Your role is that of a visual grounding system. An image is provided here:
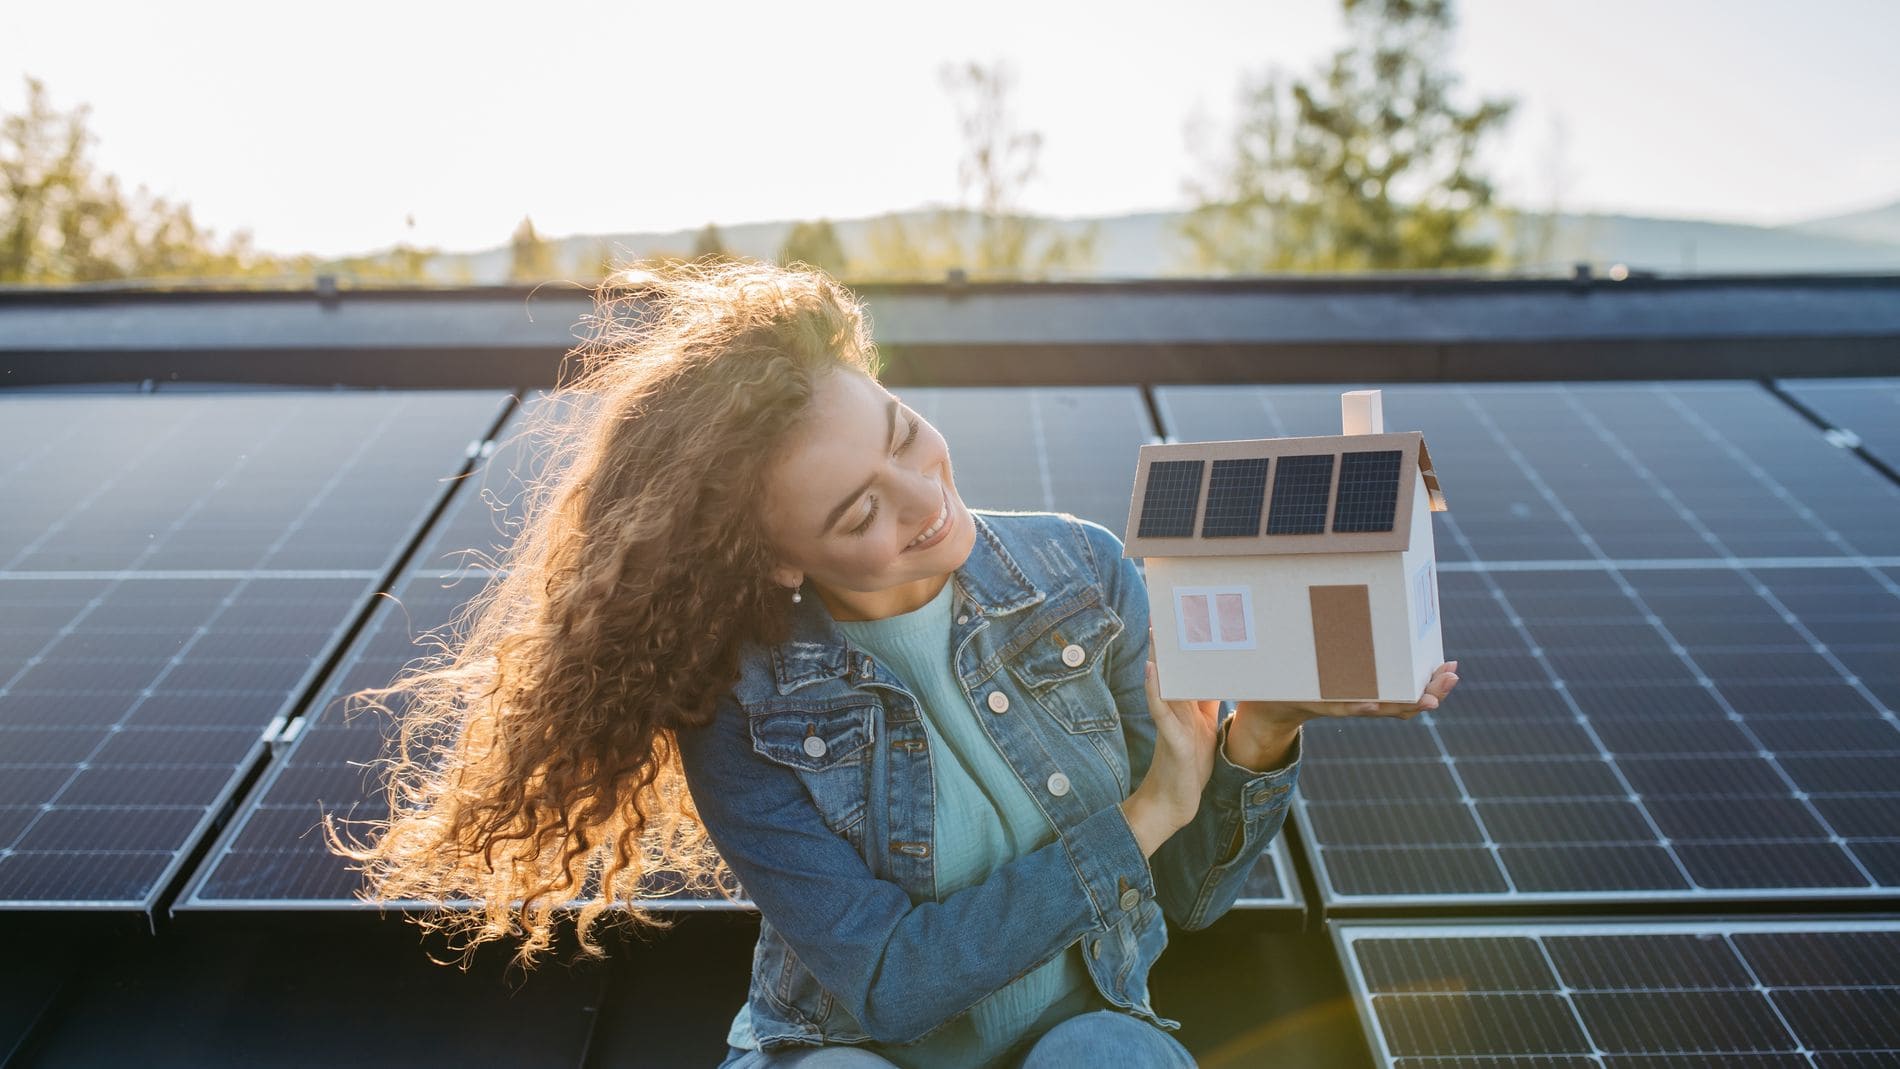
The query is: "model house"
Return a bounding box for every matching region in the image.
[1124,390,1448,704]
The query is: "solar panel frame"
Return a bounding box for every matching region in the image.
[1334,920,1900,1068]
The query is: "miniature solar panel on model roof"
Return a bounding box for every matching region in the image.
[1125,390,1448,704]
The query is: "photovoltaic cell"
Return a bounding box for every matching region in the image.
[1137,459,1205,538]
[1337,921,1900,1067]
[1778,377,1900,476]
[1332,449,1403,532]
[1266,454,1334,534]
[1199,457,1271,538]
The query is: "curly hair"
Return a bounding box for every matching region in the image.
[321,257,881,969]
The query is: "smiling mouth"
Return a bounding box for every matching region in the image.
[905,484,951,550]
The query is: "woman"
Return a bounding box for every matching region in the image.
[325,259,1459,1068]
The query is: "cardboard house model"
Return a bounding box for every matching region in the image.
[1124,390,1448,704]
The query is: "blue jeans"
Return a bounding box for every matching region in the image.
[717,1009,1198,1068]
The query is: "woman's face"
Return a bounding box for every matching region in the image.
[760,369,975,619]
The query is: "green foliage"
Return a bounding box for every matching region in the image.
[0,75,314,285]
[1178,0,1517,273]
[509,215,555,282]
[778,218,849,277]
[691,222,732,261]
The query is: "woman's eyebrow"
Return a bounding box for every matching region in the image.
[819,397,899,536]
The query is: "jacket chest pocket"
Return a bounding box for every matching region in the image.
[1005,601,1125,734]
[749,704,874,850]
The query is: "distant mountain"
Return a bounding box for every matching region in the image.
[1781,198,1900,247]
[405,200,1900,284]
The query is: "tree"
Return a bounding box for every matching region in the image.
[691,222,732,262]
[855,60,1097,282]
[1,74,301,284]
[509,215,555,282]
[1177,0,1517,273]
[778,218,849,277]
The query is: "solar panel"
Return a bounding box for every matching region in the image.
[899,387,1155,535]
[1266,454,1334,534]
[1333,449,1403,533]
[1200,457,1271,538]
[0,390,511,572]
[0,390,508,913]
[1137,460,1205,538]
[1779,376,1900,474]
[1336,921,1900,1067]
[1154,382,1900,908]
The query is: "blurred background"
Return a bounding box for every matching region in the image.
[4,0,1898,290]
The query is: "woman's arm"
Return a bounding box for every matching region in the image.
[676,691,1156,1046]
[1078,518,1302,933]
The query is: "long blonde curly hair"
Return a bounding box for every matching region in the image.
[321,257,880,969]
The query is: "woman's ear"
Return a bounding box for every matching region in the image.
[770,565,803,590]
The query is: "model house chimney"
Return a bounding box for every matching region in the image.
[1342,389,1384,435]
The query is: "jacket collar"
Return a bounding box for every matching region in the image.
[769,510,1044,694]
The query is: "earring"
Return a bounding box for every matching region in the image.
[791,586,803,604]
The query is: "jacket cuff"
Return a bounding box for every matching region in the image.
[1207,711,1301,818]
[1062,800,1160,931]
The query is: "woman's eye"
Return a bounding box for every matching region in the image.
[898,414,919,453]
[845,413,920,538]
[850,502,877,536]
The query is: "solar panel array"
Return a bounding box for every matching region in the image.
[14,373,1899,1062]
[0,391,509,911]
[1337,921,1900,1066]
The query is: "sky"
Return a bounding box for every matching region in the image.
[3,0,1896,259]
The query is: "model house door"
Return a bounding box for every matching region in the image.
[1309,584,1377,699]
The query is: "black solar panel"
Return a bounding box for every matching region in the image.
[1137,459,1205,538]
[899,388,1154,536]
[1200,457,1271,538]
[1266,454,1334,535]
[1333,449,1403,533]
[1338,922,1900,1067]
[1779,376,1900,475]
[0,390,505,912]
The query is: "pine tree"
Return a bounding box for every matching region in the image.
[778,218,849,276]
[509,215,555,281]
[1178,0,1517,273]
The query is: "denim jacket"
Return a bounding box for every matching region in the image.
[676,509,1302,1053]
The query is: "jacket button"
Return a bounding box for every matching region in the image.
[1089,939,1101,960]
[956,614,970,625]
[1061,643,1086,668]
[1047,772,1070,797]
[803,736,828,758]
[987,691,1010,714]
[1119,887,1141,911]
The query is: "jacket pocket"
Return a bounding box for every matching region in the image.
[1005,599,1125,733]
[748,704,874,849]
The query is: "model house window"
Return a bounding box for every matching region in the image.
[1175,586,1256,651]
[1413,559,1438,638]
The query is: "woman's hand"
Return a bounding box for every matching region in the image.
[1119,627,1222,857]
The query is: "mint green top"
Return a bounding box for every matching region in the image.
[834,576,1104,1068]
